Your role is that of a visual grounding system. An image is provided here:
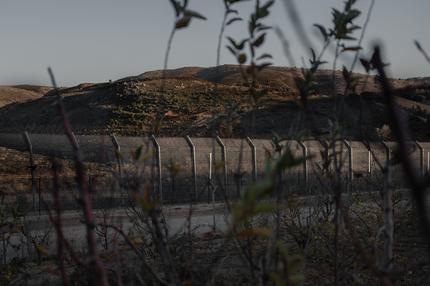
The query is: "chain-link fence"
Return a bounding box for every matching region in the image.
[0,133,427,212]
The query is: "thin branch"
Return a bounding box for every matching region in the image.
[48,67,109,286]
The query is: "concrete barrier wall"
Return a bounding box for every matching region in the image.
[0,133,429,205]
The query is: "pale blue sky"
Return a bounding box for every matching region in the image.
[0,0,429,86]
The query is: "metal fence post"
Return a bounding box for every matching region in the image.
[70,132,79,149]
[343,140,353,182]
[428,151,430,174]
[185,136,197,199]
[381,141,391,178]
[416,141,425,176]
[368,149,372,175]
[22,131,37,213]
[297,140,308,188]
[215,136,228,196]
[151,135,162,202]
[110,134,122,176]
[318,139,330,172]
[246,137,257,182]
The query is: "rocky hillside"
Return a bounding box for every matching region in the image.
[0,65,429,140]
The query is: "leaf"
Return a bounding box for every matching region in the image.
[347,9,361,22]
[253,33,266,47]
[226,8,239,15]
[226,45,237,56]
[226,17,242,26]
[36,244,49,257]
[314,24,328,41]
[169,0,181,16]
[415,40,423,52]
[256,25,272,32]
[342,46,362,52]
[183,9,207,20]
[226,36,239,49]
[261,0,275,12]
[257,62,272,71]
[134,145,143,160]
[360,58,371,72]
[175,16,191,29]
[342,66,351,81]
[238,53,247,64]
[257,53,273,61]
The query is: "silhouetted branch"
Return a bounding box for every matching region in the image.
[48,67,109,286]
[371,46,430,257]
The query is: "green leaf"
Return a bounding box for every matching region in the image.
[175,16,191,29]
[134,145,143,160]
[227,36,247,50]
[253,33,266,47]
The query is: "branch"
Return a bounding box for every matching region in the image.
[48,67,109,286]
[371,46,430,258]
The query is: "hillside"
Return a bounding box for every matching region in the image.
[0,85,51,107]
[0,65,429,140]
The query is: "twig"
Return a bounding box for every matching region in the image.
[51,159,70,286]
[48,67,109,286]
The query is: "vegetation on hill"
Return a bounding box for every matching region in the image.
[1,65,430,139]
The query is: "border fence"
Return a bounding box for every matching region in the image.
[0,133,428,210]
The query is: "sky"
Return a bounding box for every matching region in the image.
[0,0,429,86]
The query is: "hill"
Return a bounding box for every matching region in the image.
[0,65,429,140]
[0,85,51,107]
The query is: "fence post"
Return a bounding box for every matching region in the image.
[185,136,197,199]
[381,141,391,177]
[343,140,353,182]
[318,139,330,172]
[70,132,79,149]
[110,134,121,172]
[367,146,372,175]
[22,131,37,212]
[416,141,425,176]
[428,151,430,174]
[297,140,308,189]
[151,135,162,203]
[215,136,228,197]
[246,137,257,182]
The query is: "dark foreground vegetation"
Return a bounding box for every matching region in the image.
[1,0,430,285]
